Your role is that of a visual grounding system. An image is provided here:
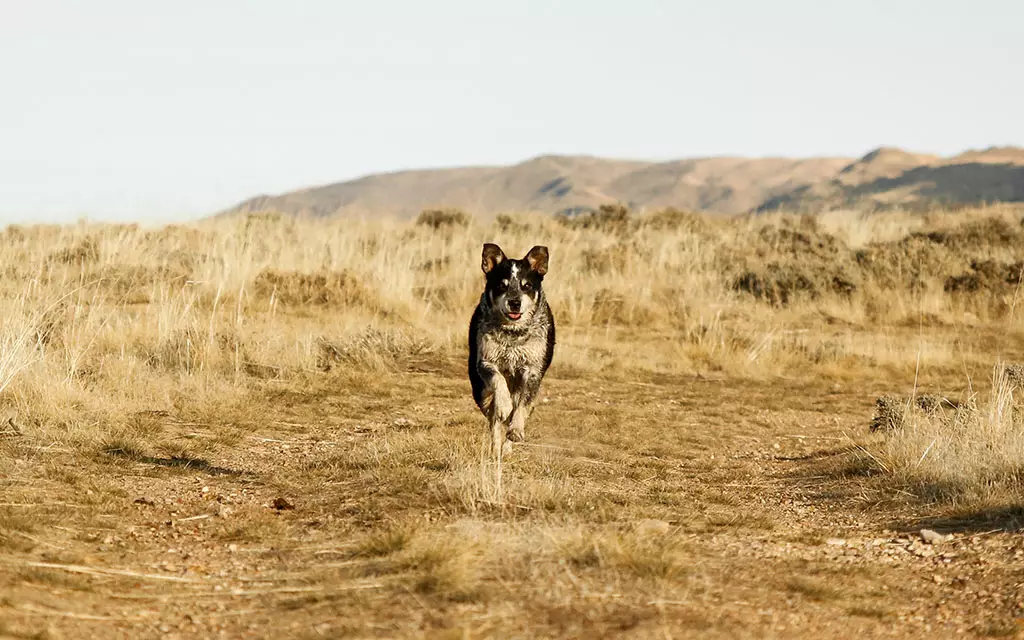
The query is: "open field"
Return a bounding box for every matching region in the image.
[2,205,1024,638]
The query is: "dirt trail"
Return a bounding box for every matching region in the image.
[1,369,1022,638]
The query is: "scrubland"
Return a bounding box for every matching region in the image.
[1,204,1024,638]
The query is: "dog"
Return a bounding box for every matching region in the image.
[468,243,555,459]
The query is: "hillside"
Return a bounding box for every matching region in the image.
[757,146,1024,212]
[221,147,1024,218]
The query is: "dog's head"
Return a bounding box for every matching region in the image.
[480,243,548,326]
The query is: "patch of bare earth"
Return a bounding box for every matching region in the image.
[3,208,1024,638]
[2,364,1023,638]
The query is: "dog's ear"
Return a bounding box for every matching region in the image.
[481,243,506,274]
[525,246,549,276]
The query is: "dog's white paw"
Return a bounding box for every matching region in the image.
[501,439,513,457]
[493,391,513,422]
[506,424,525,442]
[507,409,526,442]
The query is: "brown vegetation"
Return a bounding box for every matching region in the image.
[2,205,1024,637]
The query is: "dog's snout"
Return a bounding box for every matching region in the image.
[508,299,522,312]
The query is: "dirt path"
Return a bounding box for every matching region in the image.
[2,368,1022,638]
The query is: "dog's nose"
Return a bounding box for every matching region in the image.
[508,299,521,312]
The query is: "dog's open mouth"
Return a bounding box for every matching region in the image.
[506,312,522,321]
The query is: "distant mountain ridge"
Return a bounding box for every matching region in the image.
[220,146,1024,218]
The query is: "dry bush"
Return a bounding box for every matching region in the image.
[415,208,472,230]
[46,236,101,266]
[732,265,856,306]
[870,363,1024,500]
[636,207,710,234]
[869,394,963,433]
[944,259,1024,293]
[252,268,375,308]
[315,329,436,372]
[558,203,632,234]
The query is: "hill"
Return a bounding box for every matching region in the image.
[221,147,1024,218]
[758,146,1024,212]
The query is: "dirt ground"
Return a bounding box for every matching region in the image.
[3,359,1023,639]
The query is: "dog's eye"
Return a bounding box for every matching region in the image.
[521,280,532,291]
[498,279,509,292]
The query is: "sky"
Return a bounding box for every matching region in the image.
[1,0,1022,224]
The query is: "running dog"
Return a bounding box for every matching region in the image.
[468,243,555,459]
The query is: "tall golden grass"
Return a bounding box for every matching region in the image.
[0,204,1022,498]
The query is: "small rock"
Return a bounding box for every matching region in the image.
[134,497,156,507]
[272,497,295,511]
[825,538,847,547]
[634,519,672,536]
[920,529,951,545]
[227,544,238,553]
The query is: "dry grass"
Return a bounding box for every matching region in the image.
[871,362,1024,503]
[1,205,1024,636]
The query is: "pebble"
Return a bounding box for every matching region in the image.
[634,519,672,536]
[920,529,952,545]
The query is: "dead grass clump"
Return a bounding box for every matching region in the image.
[855,234,953,291]
[870,363,1024,501]
[145,327,239,374]
[252,268,374,308]
[1003,364,1024,388]
[869,394,961,433]
[400,536,484,602]
[495,213,537,235]
[733,265,856,305]
[415,208,471,230]
[356,523,415,558]
[559,203,632,234]
[315,329,436,372]
[730,222,861,305]
[590,289,656,325]
[416,256,450,272]
[754,225,846,260]
[786,576,843,602]
[861,218,1022,293]
[580,242,648,275]
[46,237,100,266]
[96,264,192,303]
[636,208,710,234]
[934,217,1021,251]
[492,212,569,238]
[33,301,70,348]
[606,531,690,581]
[945,260,1024,293]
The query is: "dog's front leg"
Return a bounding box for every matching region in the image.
[507,372,543,443]
[479,364,513,459]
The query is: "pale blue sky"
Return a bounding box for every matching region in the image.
[1,0,1021,223]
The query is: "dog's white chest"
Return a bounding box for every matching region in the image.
[479,332,547,377]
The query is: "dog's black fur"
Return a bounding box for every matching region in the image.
[468,243,555,458]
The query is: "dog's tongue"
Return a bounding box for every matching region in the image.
[507,312,522,320]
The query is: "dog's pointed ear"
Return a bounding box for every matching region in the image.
[525,246,549,275]
[481,243,506,274]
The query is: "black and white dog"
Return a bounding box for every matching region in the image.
[468,243,555,459]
